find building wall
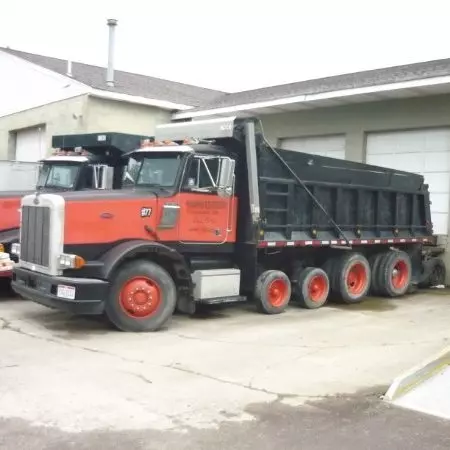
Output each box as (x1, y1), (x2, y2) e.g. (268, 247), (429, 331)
(0, 95), (174, 160)
(0, 95), (88, 159)
(261, 94), (450, 162)
(0, 50), (88, 118)
(84, 97), (172, 135)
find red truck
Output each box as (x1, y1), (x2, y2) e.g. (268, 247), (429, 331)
(0, 132), (151, 279)
(10, 117), (445, 331)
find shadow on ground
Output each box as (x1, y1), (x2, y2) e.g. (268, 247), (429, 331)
(1, 388), (449, 450)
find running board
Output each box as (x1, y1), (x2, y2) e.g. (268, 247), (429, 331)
(196, 295), (247, 305)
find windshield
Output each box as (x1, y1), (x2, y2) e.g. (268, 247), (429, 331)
(124, 153), (182, 188)
(37, 163), (81, 189)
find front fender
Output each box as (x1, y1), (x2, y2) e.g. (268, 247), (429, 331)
(99, 239), (188, 280)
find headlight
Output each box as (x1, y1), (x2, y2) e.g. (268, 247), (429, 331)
(11, 243), (20, 256)
(0, 244), (4, 253)
(58, 253), (85, 269)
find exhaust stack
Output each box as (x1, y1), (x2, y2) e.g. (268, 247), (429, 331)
(106, 18), (118, 87)
(66, 60), (73, 77)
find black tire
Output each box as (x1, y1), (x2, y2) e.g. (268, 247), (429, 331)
(419, 258), (446, 288)
(368, 252), (387, 295)
(294, 267), (330, 309)
(330, 253), (371, 304)
(323, 257), (339, 286)
(255, 270), (291, 314)
(377, 250), (412, 297)
(106, 259), (177, 332)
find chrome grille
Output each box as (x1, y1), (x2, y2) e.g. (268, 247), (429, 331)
(20, 205), (50, 267)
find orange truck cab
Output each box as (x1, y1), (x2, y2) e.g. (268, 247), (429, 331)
(0, 132), (151, 279)
(10, 117), (444, 332)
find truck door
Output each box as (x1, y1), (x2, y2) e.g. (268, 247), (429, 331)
(177, 156), (236, 245)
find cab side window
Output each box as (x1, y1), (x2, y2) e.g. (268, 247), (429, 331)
(83, 166), (94, 189)
(184, 157), (220, 191)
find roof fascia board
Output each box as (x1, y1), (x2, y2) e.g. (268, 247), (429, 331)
(89, 89), (192, 111)
(172, 75), (450, 120)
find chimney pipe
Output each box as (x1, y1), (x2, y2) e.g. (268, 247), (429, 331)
(106, 18), (118, 87)
(66, 60), (73, 77)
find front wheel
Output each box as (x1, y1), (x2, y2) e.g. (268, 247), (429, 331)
(106, 259), (177, 332)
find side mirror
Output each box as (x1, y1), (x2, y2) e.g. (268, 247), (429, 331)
(217, 157), (235, 197)
(93, 165), (114, 189)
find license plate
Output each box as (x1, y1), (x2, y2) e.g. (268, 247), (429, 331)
(57, 284), (76, 300)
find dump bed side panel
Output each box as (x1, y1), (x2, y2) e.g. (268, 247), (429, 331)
(257, 145), (433, 243)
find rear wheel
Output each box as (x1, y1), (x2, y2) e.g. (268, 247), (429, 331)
(294, 267), (329, 309)
(330, 253), (371, 304)
(419, 258), (446, 288)
(106, 259), (177, 332)
(369, 252), (387, 295)
(376, 251), (412, 297)
(255, 270), (291, 314)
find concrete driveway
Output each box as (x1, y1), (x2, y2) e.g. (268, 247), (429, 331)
(0, 289), (449, 449)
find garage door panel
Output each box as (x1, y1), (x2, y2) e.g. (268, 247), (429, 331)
(431, 213), (448, 235)
(421, 173), (450, 194)
(368, 153), (418, 172)
(423, 152), (450, 172)
(367, 128), (450, 236)
(368, 129), (450, 155)
(424, 129), (450, 151)
(15, 126), (46, 162)
(428, 193), (449, 214)
(280, 135), (345, 160)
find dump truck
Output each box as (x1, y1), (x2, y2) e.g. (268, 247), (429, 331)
(0, 132), (151, 278)
(10, 117), (444, 331)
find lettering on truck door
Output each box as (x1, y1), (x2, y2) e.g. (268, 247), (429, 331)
(177, 156), (236, 244)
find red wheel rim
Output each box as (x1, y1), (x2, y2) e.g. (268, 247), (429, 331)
(308, 275), (328, 302)
(392, 260), (409, 289)
(346, 263), (367, 295)
(268, 279), (288, 307)
(119, 276), (161, 318)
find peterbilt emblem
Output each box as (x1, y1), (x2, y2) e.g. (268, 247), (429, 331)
(33, 195), (40, 205)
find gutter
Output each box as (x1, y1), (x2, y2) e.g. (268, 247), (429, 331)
(89, 89), (193, 111)
(172, 74), (450, 120)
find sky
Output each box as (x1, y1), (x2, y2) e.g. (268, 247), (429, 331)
(1, 0), (450, 92)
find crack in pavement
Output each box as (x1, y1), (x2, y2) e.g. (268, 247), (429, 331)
(165, 362), (330, 401)
(125, 372), (153, 385)
(0, 315), (446, 404)
(0, 316), (305, 399)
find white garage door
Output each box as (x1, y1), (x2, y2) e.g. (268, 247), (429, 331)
(15, 126), (46, 162)
(280, 135), (346, 159)
(366, 128), (450, 235)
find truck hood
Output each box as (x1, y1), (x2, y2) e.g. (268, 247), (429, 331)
(42, 188), (160, 202)
(62, 189), (161, 246)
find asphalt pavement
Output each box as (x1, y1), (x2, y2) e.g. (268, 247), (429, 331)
(0, 289), (449, 449)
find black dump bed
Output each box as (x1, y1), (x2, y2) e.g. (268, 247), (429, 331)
(258, 143), (433, 242)
(52, 132), (152, 163)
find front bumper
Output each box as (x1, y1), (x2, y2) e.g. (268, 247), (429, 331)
(12, 266), (109, 315)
